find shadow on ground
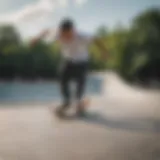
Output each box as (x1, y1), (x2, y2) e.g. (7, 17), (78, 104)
(67, 112), (160, 133)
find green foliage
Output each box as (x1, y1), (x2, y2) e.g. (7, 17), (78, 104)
(0, 8), (160, 82)
(0, 25), (21, 53)
(106, 8), (160, 82)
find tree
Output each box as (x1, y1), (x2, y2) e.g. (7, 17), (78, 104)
(0, 25), (21, 53)
(130, 8), (160, 81)
(96, 26), (108, 38)
(105, 8), (160, 82)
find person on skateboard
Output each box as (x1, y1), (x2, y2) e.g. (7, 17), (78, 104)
(31, 18), (108, 116)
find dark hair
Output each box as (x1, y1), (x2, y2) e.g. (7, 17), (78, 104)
(59, 18), (74, 31)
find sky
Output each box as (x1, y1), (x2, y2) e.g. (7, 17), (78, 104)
(0, 0), (159, 39)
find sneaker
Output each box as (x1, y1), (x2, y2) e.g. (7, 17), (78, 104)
(76, 101), (86, 117)
(55, 104), (69, 117)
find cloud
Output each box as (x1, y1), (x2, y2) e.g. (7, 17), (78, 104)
(0, 0), (89, 24)
(0, 0), (55, 24)
(58, 0), (68, 7)
(75, 0), (88, 6)
(0, 0), (89, 39)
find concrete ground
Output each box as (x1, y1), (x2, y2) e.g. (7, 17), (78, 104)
(0, 72), (159, 160)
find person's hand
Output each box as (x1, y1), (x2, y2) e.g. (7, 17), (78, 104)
(30, 29), (50, 47)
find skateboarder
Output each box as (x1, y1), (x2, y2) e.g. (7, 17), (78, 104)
(31, 18), (108, 116)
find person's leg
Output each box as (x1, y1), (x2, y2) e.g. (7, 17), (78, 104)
(56, 61), (75, 117)
(76, 73), (86, 102)
(61, 75), (70, 107)
(76, 62), (88, 100)
(60, 62), (72, 108)
(75, 62), (88, 115)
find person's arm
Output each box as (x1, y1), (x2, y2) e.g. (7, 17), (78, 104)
(30, 29), (50, 47)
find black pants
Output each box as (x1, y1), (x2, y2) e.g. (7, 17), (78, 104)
(60, 60), (88, 105)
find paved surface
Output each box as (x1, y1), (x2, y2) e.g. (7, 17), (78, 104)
(0, 72), (159, 160)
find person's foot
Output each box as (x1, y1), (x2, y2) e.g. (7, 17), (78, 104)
(55, 104), (69, 118)
(76, 101), (86, 117)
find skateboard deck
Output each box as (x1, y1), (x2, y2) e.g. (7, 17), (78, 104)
(54, 98), (91, 120)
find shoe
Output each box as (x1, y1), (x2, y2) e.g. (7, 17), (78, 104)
(76, 101), (86, 117)
(55, 104), (69, 117)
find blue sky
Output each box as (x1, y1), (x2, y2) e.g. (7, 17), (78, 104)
(0, 0), (159, 38)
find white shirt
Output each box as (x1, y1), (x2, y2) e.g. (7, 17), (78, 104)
(57, 32), (93, 62)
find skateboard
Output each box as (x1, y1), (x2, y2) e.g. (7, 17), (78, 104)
(54, 98), (91, 120)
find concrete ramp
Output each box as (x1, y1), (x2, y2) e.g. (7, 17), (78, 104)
(0, 72), (159, 160)
(0, 106), (158, 160)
